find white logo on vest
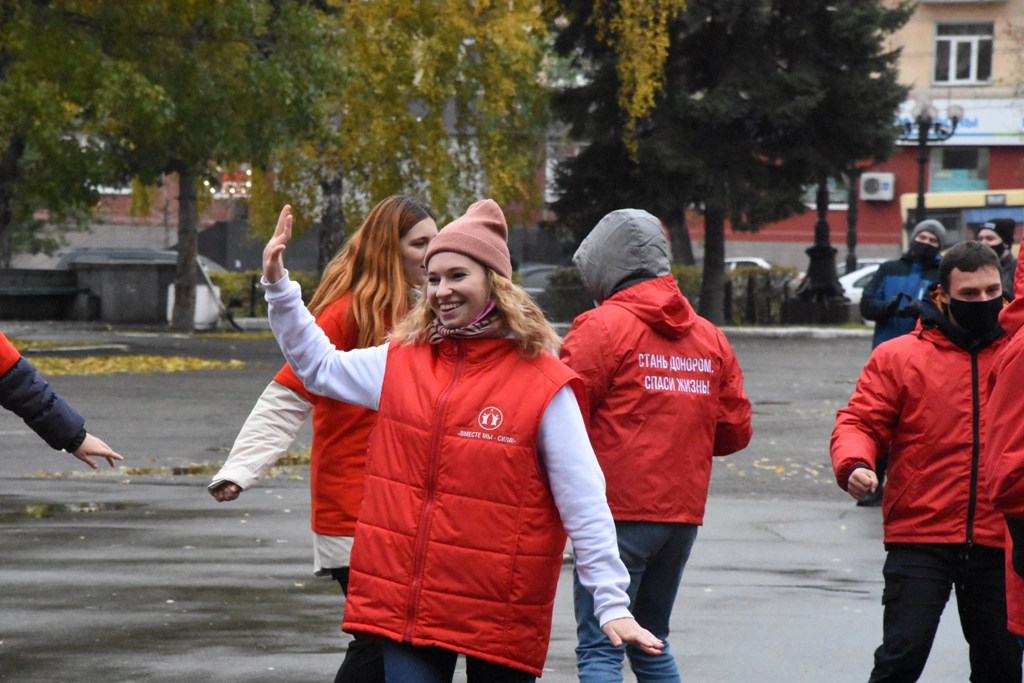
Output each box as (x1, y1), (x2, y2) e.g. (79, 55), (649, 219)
(478, 406), (504, 431)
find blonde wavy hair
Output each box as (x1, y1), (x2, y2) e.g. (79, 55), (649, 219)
(308, 195), (435, 348)
(392, 270), (561, 357)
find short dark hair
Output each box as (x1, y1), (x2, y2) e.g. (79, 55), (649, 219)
(938, 241), (1001, 290)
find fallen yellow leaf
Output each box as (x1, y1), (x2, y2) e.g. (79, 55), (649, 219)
(31, 355), (245, 376)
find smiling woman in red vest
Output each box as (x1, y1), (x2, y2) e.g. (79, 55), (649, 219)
(261, 200), (662, 682)
(209, 195), (437, 683)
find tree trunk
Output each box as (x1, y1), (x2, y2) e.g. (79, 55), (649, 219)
(317, 164), (346, 272)
(0, 135), (26, 269)
(171, 169), (198, 331)
(698, 200), (726, 325)
(666, 209), (695, 265)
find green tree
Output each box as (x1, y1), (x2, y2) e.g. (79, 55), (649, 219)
(249, 0), (552, 267)
(0, 1), (155, 267)
(93, 1), (345, 329)
(549, 0), (910, 324)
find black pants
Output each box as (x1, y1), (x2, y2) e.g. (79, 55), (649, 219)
(868, 543), (1022, 683)
(332, 567), (386, 683)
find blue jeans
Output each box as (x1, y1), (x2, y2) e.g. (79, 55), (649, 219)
(380, 639), (535, 683)
(574, 521), (698, 682)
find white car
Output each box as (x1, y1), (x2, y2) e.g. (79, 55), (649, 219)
(724, 256), (771, 271)
(838, 263), (882, 306)
(836, 257), (887, 278)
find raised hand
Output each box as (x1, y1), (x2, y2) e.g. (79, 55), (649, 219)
(263, 204), (293, 285)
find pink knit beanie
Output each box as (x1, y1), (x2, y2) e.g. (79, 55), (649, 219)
(424, 199), (512, 279)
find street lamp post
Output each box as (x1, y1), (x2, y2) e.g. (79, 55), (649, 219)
(899, 99), (964, 225)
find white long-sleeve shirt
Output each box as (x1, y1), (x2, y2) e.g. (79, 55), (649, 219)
(265, 272), (632, 626)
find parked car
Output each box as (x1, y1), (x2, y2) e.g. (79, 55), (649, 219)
(838, 263), (881, 307)
(724, 256), (772, 271)
(518, 263), (559, 299)
(835, 257), (887, 278)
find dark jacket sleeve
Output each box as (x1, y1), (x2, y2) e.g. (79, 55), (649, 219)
(0, 356), (87, 452)
(859, 262), (896, 322)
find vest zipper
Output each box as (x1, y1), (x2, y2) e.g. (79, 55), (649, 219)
(404, 341), (465, 641)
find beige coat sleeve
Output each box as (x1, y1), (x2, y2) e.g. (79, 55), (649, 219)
(209, 380), (312, 491)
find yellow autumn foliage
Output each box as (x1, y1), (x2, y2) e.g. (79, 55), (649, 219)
(571, 0), (687, 150)
(30, 355), (245, 376)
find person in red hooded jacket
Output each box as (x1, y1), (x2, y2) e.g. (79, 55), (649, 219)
(832, 240), (1021, 682)
(981, 243), (1024, 646)
(560, 208), (751, 682)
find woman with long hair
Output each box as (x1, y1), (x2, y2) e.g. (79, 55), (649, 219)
(262, 199), (662, 682)
(209, 195), (436, 682)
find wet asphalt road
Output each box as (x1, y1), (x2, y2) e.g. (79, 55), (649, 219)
(0, 321), (975, 682)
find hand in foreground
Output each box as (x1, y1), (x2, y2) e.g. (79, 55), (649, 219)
(209, 481), (243, 502)
(71, 433), (122, 469)
(847, 467), (879, 501)
(263, 204), (293, 285)
(601, 617), (664, 656)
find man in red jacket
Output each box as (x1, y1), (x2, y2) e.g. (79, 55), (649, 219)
(831, 241), (1021, 682)
(982, 247), (1024, 645)
(561, 208), (752, 682)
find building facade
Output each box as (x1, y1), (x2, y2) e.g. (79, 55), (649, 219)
(727, 0), (1024, 268)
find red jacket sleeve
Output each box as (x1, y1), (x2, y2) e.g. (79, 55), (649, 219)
(831, 347), (900, 490)
(559, 313), (617, 422)
(713, 338), (752, 456)
(983, 338), (1024, 515)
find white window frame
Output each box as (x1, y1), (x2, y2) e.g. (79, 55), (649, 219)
(934, 23), (993, 85)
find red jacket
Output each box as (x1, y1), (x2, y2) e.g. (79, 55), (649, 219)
(981, 255), (1024, 634)
(343, 338), (581, 676)
(560, 275), (751, 523)
(831, 296), (1008, 547)
(273, 293), (377, 536)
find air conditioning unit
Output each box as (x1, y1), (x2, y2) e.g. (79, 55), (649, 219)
(860, 172), (895, 202)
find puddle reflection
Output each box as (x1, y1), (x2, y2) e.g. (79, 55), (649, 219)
(0, 502), (142, 522)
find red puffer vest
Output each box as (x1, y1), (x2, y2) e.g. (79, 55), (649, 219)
(343, 337), (582, 676)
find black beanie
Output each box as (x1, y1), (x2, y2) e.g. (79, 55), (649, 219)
(980, 218), (1016, 247)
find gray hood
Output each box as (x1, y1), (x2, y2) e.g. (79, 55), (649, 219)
(573, 209), (671, 303)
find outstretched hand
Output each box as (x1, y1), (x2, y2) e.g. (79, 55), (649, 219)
(601, 617), (665, 656)
(71, 433), (122, 469)
(263, 205), (293, 285)
(209, 481), (243, 502)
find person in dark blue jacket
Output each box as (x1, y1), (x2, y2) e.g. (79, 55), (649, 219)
(1, 331), (121, 469)
(855, 219), (947, 507)
(860, 219), (947, 348)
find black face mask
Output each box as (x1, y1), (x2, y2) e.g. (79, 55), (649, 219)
(990, 243), (1007, 258)
(909, 240), (940, 264)
(948, 296), (1003, 336)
